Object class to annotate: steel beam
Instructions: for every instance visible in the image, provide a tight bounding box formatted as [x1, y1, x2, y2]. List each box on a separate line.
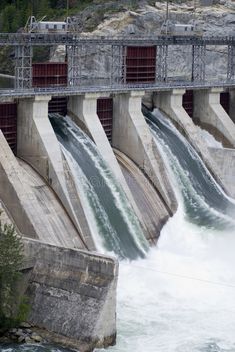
[192, 44, 206, 82]
[156, 45, 168, 82]
[14, 45, 32, 89]
[227, 45, 235, 81]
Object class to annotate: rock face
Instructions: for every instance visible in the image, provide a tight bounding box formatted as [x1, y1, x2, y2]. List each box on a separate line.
[22, 238, 118, 352]
[90, 1, 234, 80]
[51, 1, 235, 80]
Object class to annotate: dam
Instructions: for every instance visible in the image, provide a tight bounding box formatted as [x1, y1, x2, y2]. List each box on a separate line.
[0, 29, 235, 352]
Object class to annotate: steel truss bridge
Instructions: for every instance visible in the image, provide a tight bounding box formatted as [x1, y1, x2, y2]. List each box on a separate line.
[0, 33, 234, 98]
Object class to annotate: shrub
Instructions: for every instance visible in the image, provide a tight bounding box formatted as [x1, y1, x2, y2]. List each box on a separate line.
[0, 213, 26, 332]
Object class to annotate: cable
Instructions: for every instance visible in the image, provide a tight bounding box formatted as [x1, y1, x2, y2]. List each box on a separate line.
[120, 262, 235, 290]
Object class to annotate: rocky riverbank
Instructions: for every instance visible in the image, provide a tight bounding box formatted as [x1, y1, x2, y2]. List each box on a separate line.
[0, 323, 44, 345]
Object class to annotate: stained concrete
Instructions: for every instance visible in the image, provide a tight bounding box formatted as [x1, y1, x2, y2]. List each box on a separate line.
[23, 238, 118, 352]
[112, 91, 177, 214]
[17, 96, 95, 250]
[194, 88, 235, 148]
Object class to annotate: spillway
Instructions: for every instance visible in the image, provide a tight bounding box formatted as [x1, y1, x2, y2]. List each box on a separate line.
[49, 113, 149, 260]
[2, 106, 235, 352]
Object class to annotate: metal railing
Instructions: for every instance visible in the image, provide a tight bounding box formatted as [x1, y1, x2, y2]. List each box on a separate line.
[0, 33, 234, 46]
[0, 79, 235, 98]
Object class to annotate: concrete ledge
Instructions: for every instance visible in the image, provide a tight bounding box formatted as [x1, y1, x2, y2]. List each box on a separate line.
[23, 238, 118, 352]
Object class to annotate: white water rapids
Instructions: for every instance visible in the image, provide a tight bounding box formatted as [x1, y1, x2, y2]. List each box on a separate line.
[96, 111, 235, 352]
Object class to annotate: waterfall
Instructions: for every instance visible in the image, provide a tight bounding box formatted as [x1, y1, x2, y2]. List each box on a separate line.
[49, 113, 149, 260]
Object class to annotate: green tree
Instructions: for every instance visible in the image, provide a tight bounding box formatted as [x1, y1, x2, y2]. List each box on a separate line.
[0, 214, 24, 330]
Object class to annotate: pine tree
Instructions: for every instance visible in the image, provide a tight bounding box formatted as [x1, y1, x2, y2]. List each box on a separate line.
[0, 213, 24, 329]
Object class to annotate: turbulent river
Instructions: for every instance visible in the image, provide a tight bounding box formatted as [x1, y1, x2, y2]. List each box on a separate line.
[1, 109, 235, 352]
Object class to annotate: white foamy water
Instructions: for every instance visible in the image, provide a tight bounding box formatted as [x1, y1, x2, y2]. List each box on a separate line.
[97, 204, 235, 352]
[197, 126, 224, 149]
[96, 111, 235, 352]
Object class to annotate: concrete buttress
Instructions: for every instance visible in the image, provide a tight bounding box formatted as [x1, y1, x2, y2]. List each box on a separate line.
[17, 96, 95, 250]
[112, 91, 177, 214]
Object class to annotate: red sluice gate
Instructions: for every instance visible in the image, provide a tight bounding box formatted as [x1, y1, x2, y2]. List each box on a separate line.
[125, 46, 156, 84]
[183, 90, 194, 118]
[32, 62, 67, 87]
[0, 103, 17, 153]
[97, 98, 113, 142]
[49, 97, 68, 116]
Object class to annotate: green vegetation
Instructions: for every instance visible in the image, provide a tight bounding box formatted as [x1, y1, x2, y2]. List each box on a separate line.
[0, 0, 95, 32]
[0, 213, 29, 333]
[0, 0, 163, 33]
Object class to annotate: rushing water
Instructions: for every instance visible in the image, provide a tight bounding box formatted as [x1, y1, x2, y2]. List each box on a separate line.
[49, 113, 148, 260]
[2, 109, 235, 352]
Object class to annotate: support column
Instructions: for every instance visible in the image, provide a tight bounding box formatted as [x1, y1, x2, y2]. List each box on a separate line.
[227, 45, 235, 81]
[154, 89, 230, 195]
[68, 93, 147, 231]
[17, 96, 94, 250]
[15, 45, 32, 90]
[192, 44, 206, 82]
[112, 91, 177, 214]
[194, 88, 235, 148]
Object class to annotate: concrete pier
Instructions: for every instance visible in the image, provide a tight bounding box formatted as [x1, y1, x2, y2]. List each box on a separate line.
[17, 96, 95, 250]
[112, 91, 177, 214]
[194, 88, 235, 148]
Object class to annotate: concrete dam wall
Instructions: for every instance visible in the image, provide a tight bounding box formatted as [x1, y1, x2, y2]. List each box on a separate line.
[22, 238, 118, 352]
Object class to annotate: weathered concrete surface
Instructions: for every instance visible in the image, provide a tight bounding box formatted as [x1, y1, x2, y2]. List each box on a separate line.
[208, 147, 235, 198]
[0, 131, 39, 238]
[23, 238, 118, 352]
[112, 91, 177, 214]
[18, 159, 86, 249]
[194, 88, 235, 148]
[17, 96, 95, 250]
[0, 132, 85, 248]
[68, 93, 148, 235]
[153, 89, 231, 196]
[115, 149, 169, 244]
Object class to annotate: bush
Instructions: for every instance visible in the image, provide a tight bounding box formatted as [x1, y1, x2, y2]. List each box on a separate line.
[0, 213, 26, 332]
